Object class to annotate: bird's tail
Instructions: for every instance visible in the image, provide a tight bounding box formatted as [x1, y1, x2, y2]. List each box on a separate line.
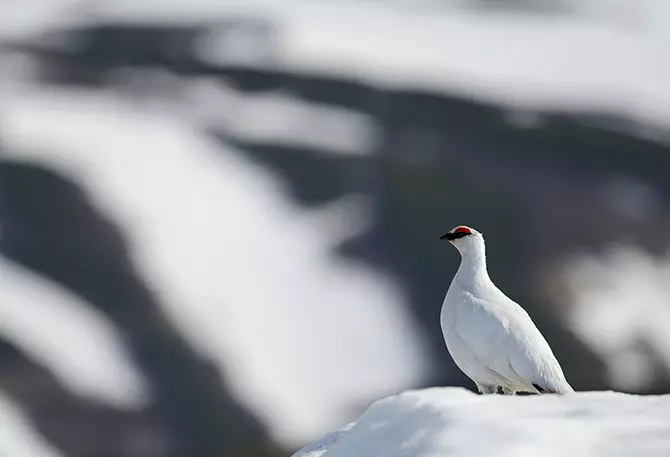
[532, 382, 574, 395]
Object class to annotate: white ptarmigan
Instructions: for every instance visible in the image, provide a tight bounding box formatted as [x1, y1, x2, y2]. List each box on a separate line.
[440, 225, 573, 395]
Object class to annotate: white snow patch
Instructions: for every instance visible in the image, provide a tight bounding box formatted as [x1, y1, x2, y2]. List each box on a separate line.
[187, 79, 378, 155]
[0, 391, 65, 457]
[291, 422, 355, 457]
[0, 257, 151, 409]
[272, 2, 670, 130]
[564, 248, 670, 391]
[293, 387, 670, 457]
[1, 87, 429, 445]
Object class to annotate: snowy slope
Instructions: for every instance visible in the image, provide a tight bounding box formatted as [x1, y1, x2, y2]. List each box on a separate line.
[293, 387, 670, 457]
[1, 87, 428, 445]
[6, 0, 670, 134]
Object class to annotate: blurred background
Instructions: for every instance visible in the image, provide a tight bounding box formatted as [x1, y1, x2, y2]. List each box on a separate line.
[1, 0, 670, 456]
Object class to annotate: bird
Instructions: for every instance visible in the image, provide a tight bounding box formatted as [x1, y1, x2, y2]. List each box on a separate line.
[439, 225, 573, 395]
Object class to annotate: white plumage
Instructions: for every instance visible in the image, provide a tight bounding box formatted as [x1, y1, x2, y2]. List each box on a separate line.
[440, 225, 573, 395]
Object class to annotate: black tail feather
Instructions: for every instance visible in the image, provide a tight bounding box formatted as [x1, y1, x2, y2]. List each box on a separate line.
[533, 383, 558, 394]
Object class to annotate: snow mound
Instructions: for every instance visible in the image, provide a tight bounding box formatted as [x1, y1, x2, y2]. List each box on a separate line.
[293, 387, 670, 457]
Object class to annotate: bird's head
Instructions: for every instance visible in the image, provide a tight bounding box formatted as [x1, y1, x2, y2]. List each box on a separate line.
[440, 225, 485, 256]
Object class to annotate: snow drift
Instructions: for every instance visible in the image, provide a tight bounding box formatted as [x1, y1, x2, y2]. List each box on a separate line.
[293, 387, 670, 457]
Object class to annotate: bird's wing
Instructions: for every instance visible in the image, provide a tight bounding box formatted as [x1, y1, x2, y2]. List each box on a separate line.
[454, 293, 571, 393]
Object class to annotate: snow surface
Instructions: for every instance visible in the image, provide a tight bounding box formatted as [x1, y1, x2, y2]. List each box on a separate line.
[293, 387, 670, 457]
